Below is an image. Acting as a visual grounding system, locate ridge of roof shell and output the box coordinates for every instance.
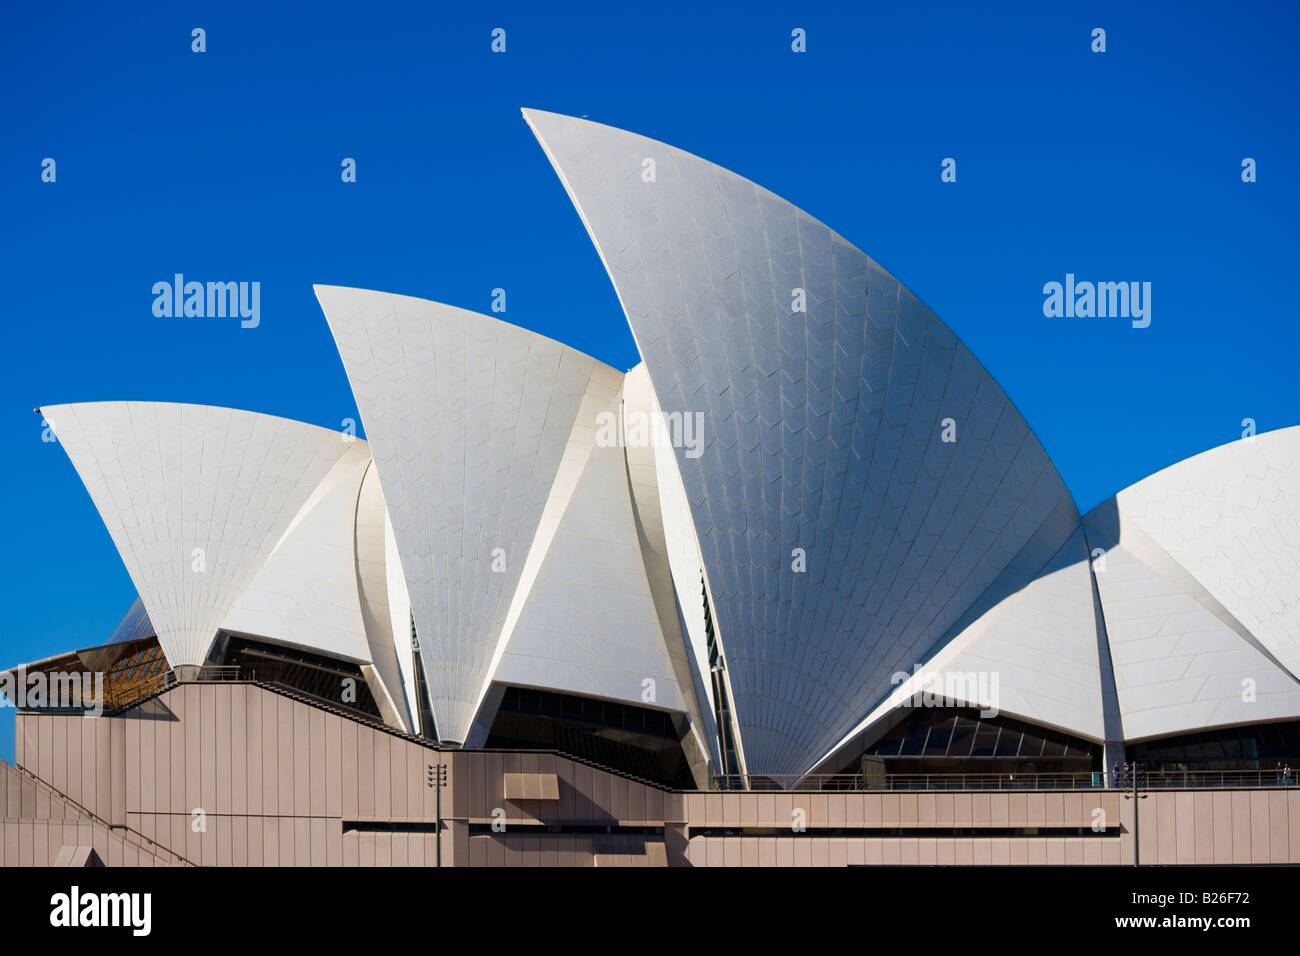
[1084,424,1300,517]
[37,400,361,449]
[312,284,619,375]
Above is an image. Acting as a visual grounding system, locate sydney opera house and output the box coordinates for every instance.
[2,110,1297,867]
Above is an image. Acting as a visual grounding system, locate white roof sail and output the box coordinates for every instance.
[42,402,357,667]
[1104,426,1300,683]
[808,523,1118,775]
[490,370,705,724]
[354,460,417,733]
[314,286,613,745]
[223,440,373,663]
[524,110,1079,774]
[621,364,724,767]
[1082,427,1300,739]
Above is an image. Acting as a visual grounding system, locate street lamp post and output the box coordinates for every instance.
[427,762,448,867]
[1122,761,1148,866]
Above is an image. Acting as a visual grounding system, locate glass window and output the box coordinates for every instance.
[971,723,1000,756]
[993,727,1021,757]
[1040,734,1066,758]
[924,714,955,755]
[871,727,904,757]
[1018,731,1045,758]
[1219,732,1244,759]
[901,715,931,755]
[947,715,978,756]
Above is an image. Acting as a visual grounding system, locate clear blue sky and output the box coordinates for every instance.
[1,1,1296,759]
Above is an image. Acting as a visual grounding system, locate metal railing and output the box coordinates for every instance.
[710,769,1300,792]
[100,664,250,711]
[4,761,195,866]
[172,664,246,682]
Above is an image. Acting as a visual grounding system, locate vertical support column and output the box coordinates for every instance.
[109,715,127,826]
[1118,785,1136,865]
